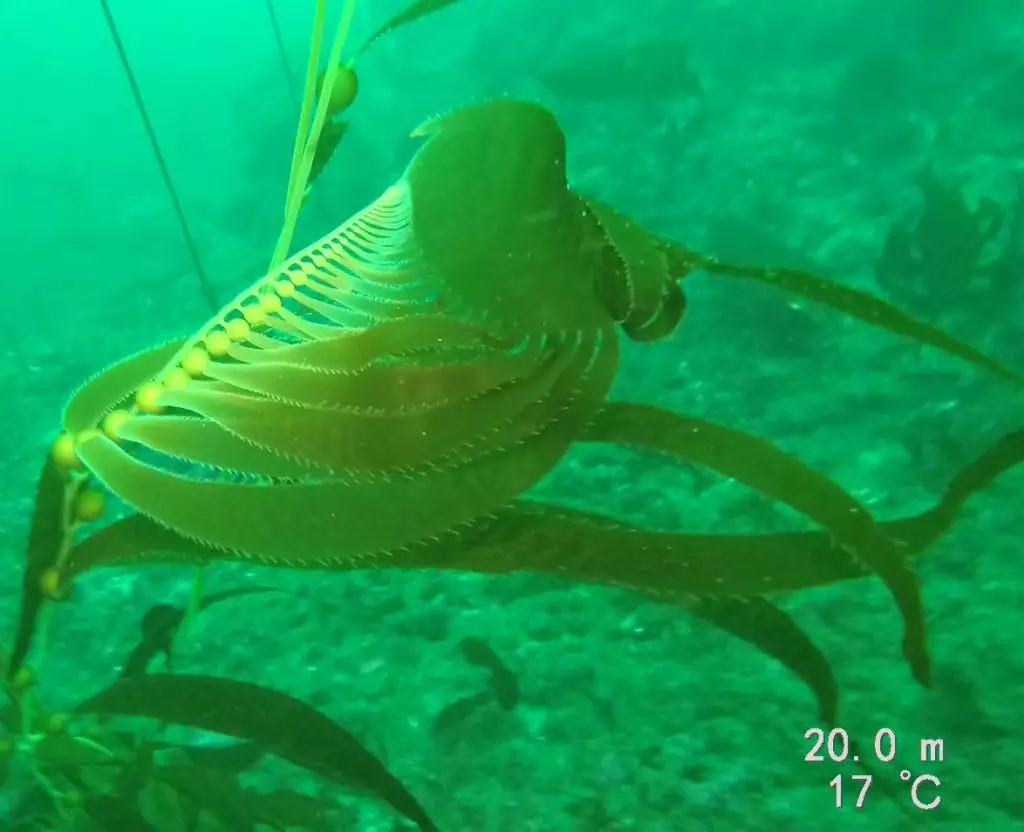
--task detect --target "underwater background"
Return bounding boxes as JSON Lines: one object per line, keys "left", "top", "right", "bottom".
{"left": 1, "top": 0, "right": 1022, "bottom": 829}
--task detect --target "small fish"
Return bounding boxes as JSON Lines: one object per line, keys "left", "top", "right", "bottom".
{"left": 120, "top": 587, "right": 280, "bottom": 677}
{"left": 459, "top": 637, "right": 519, "bottom": 710}
{"left": 431, "top": 638, "right": 520, "bottom": 736}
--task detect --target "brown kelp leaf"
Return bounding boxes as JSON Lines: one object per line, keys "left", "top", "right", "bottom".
{"left": 581, "top": 402, "right": 931, "bottom": 686}
{"left": 75, "top": 331, "right": 613, "bottom": 569}
{"left": 64, "top": 513, "right": 214, "bottom": 583}
{"left": 63, "top": 339, "right": 186, "bottom": 433}
{"left": 689, "top": 597, "right": 838, "bottom": 725}
{"left": 62, "top": 422, "right": 1024, "bottom": 603}
{"left": 881, "top": 428, "right": 1024, "bottom": 553}
{"left": 161, "top": 345, "right": 568, "bottom": 473}
{"left": 61, "top": 101, "right": 615, "bottom": 580}
{"left": 357, "top": 0, "right": 465, "bottom": 55}
{"left": 686, "top": 251, "right": 1024, "bottom": 389}
{"left": 307, "top": 119, "right": 348, "bottom": 185}
{"left": 406, "top": 100, "right": 608, "bottom": 331}
{"left": 582, "top": 196, "right": 673, "bottom": 331}
{"left": 623, "top": 279, "right": 687, "bottom": 343}
{"left": 120, "top": 587, "right": 282, "bottom": 677}
{"left": 381, "top": 429, "right": 1024, "bottom": 608}
{"left": 204, "top": 338, "right": 547, "bottom": 412}
{"left": 580, "top": 195, "right": 688, "bottom": 342}
{"left": 9, "top": 454, "right": 77, "bottom": 679}
{"left": 938, "top": 428, "right": 1024, "bottom": 509}
{"left": 73, "top": 674, "right": 442, "bottom": 832}
{"left": 460, "top": 637, "right": 518, "bottom": 710}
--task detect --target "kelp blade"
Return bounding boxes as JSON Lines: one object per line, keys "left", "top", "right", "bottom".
{"left": 690, "top": 596, "right": 838, "bottom": 725}
{"left": 74, "top": 673, "right": 441, "bottom": 831}
{"left": 121, "top": 587, "right": 281, "bottom": 677}
{"left": 357, "top": 0, "right": 465, "bottom": 55}
{"left": 581, "top": 403, "right": 930, "bottom": 686}
{"left": 73, "top": 334, "right": 609, "bottom": 566}
{"left": 59, "top": 99, "right": 620, "bottom": 580}
{"left": 693, "top": 255, "right": 1024, "bottom": 388}
{"left": 63, "top": 425, "right": 1024, "bottom": 596}
{"left": 63, "top": 340, "right": 186, "bottom": 433}
{"left": 10, "top": 454, "right": 73, "bottom": 679}
{"left": 57, "top": 427, "right": 1024, "bottom": 731}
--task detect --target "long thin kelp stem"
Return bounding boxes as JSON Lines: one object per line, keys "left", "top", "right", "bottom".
{"left": 267, "top": 0, "right": 359, "bottom": 270}
{"left": 264, "top": 0, "right": 302, "bottom": 111}
{"left": 98, "top": 0, "right": 220, "bottom": 315}
{"left": 263, "top": 0, "right": 335, "bottom": 226}
{"left": 267, "top": 0, "right": 329, "bottom": 270}
{"left": 180, "top": 0, "right": 357, "bottom": 644}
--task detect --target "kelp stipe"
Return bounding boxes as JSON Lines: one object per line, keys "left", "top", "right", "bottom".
{"left": 660, "top": 242, "right": 1024, "bottom": 389}
{"left": 98, "top": 0, "right": 218, "bottom": 314}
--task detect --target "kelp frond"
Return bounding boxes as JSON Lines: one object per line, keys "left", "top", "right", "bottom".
{"left": 39, "top": 101, "right": 622, "bottom": 601}
{"left": 74, "top": 673, "right": 441, "bottom": 831}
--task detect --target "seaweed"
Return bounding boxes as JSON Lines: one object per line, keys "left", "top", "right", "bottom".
{"left": 74, "top": 673, "right": 442, "bottom": 831}
{"left": 5, "top": 712, "right": 346, "bottom": 831}
{"left": 305, "top": 118, "right": 348, "bottom": 187}
{"left": 291, "top": 0, "right": 473, "bottom": 191}
{"left": 8, "top": 455, "right": 73, "bottom": 681}
{"left": 119, "top": 586, "right": 281, "bottom": 677}
{"left": 42, "top": 424, "right": 1023, "bottom": 753}
{"left": 689, "top": 597, "right": 838, "bottom": 726}
{"left": 581, "top": 403, "right": 931, "bottom": 685}
{"left": 356, "top": 0, "right": 468, "bottom": 56}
